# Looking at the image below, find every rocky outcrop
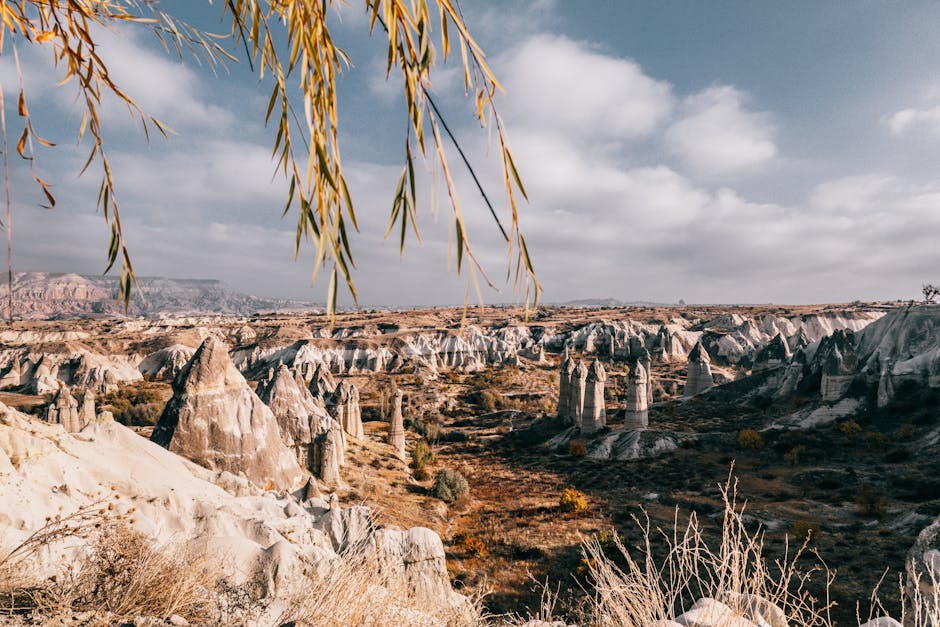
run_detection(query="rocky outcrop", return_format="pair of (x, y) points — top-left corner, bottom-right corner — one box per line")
(138, 344), (197, 381)
(582, 361), (607, 433)
(557, 351), (574, 423)
(331, 380), (364, 439)
(0, 406), (460, 608)
(256, 364), (332, 471)
(639, 347), (653, 403)
(8, 271), (315, 319)
(752, 333), (791, 372)
(683, 342), (713, 397)
(45, 386), (80, 432)
(819, 330), (859, 402)
(388, 389), (406, 458)
(569, 361), (588, 428)
(624, 361), (649, 430)
(652, 325), (686, 362)
(314, 424), (345, 489)
(775, 348), (806, 399)
(907, 514), (940, 617)
(151, 337), (305, 491)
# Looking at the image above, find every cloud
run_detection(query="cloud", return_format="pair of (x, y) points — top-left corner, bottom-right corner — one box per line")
(665, 85), (777, 179)
(883, 105), (940, 137)
(498, 34), (673, 140)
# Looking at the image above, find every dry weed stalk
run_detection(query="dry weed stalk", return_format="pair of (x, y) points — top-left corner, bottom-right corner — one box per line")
(279, 542), (485, 626)
(0, 496), (123, 613)
(580, 478), (835, 626)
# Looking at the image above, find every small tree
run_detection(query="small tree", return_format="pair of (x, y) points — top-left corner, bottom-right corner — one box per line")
(923, 284), (940, 303)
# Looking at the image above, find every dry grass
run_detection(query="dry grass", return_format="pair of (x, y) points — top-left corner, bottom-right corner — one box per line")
(579, 478), (835, 626)
(0, 505), (215, 623)
(72, 526), (215, 622)
(278, 546), (486, 626)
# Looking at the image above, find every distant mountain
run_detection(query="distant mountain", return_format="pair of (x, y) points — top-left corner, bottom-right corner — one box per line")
(5, 272), (319, 319)
(557, 298), (675, 308)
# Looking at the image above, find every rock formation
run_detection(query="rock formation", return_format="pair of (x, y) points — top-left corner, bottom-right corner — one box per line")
(256, 364), (331, 471)
(581, 361), (607, 433)
(639, 347), (653, 404)
(0, 406), (462, 611)
(45, 386), (81, 432)
(652, 325), (686, 362)
(623, 361), (649, 430)
(557, 351), (574, 422)
(315, 424), (345, 488)
(683, 342), (713, 397)
(569, 360), (588, 428)
(775, 348), (806, 398)
(0, 359), (21, 388)
(752, 333), (791, 372)
(138, 344), (197, 381)
(820, 330), (857, 402)
(151, 337), (304, 491)
(388, 389), (406, 458)
(331, 380), (364, 439)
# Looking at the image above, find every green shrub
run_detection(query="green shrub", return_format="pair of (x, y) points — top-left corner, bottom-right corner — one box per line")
(411, 440), (434, 465)
(431, 469), (469, 503)
(559, 487), (588, 514)
(101, 385), (167, 426)
(736, 429), (765, 450)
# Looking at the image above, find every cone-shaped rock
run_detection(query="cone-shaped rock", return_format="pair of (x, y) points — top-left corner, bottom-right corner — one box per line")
(581, 361), (607, 433)
(388, 389), (406, 458)
(683, 342), (713, 397)
(569, 360), (588, 428)
(753, 333), (792, 372)
(624, 361), (649, 430)
(557, 352), (575, 422)
(152, 337), (304, 491)
(257, 364), (330, 471)
(638, 347), (653, 404)
(46, 385), (83, 433)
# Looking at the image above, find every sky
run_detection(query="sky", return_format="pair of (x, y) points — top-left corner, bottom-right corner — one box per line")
(2, 1), (940, 306)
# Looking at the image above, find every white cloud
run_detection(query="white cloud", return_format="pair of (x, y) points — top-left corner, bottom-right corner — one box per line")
(809, 174), (897, 212)
(498, 34), (673, 140)
(883, 106), (940, 137)
(665, 85), (776, 179)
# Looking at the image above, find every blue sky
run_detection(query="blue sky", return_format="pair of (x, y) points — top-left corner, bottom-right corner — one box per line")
(2, 1), (940, 305)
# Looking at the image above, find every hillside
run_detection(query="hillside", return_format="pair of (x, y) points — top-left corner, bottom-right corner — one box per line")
(6, 272), (318, 319)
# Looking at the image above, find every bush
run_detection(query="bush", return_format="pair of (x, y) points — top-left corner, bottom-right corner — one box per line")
(857, 485), (887, 518)
(788, 519), (820, 542)
(431, 469), (469, 503)
(101, 385), (167, 427)
(472, 389), (501, 412)
(410, 441), (434, 480)
(736, 429), (765, 450)
(837, 419), (861, 435)
(454, 533), (486, 558)
(569, 440), (588, 457)
(783, 445), (806, 466)
(559, 487), (588, 514)
(409, 417), (441, 444)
